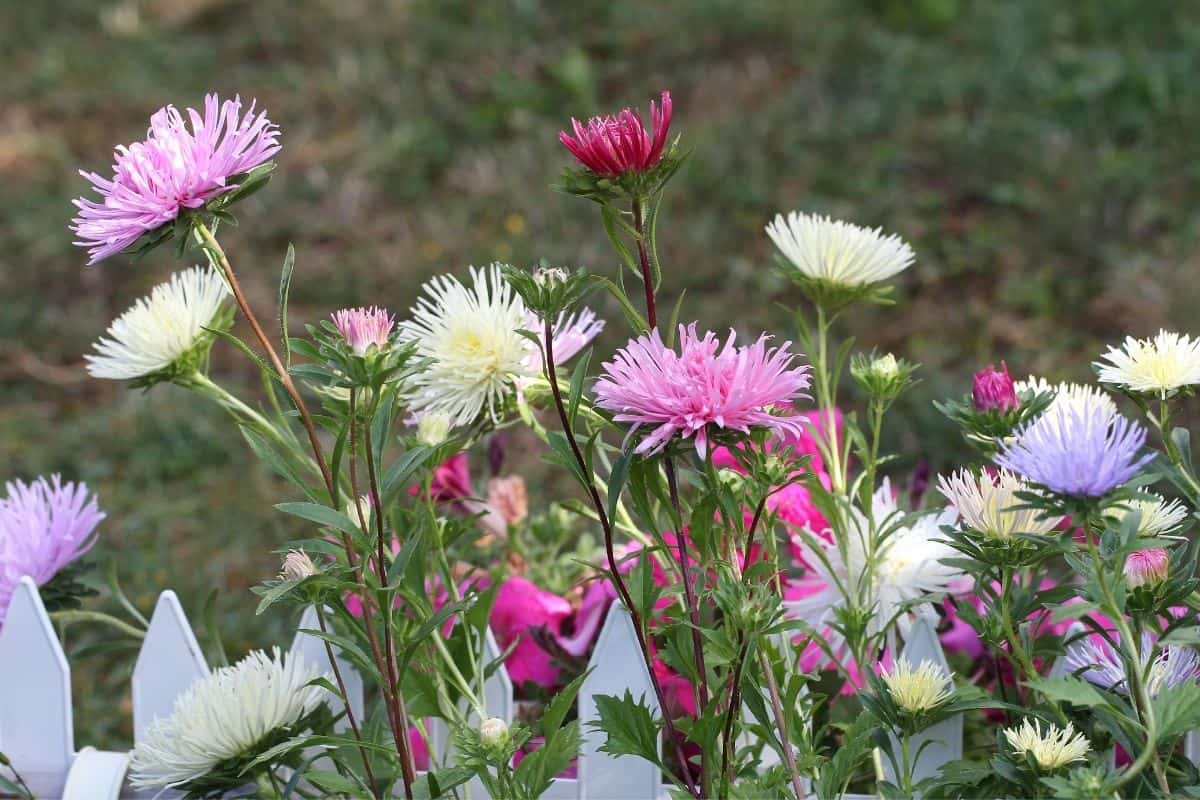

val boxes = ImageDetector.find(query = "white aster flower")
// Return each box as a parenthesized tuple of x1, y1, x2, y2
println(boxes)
(129, 648, 327, 789)
(765, 211, 915, 287)
(1108, 494, 1189, 537)
(1015, 375, 1116, 420)
(1094, 330, 1200, 396)
(936, 467, 1060, 539)
(788, 479, 963, 658)
(399, 264, 535, 426)
(1003, 719, 1091, 771)
(86, 265, 230, 380)
(880, 658, 954, 713)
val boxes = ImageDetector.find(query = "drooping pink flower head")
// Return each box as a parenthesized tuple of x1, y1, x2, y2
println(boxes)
(972, 361, 1019, 412)
(332, 306, 395, 356)
(0, 476, 105, 621)
(71, 93, 281, 264)
(558, 91, 673, 177)
(594, 323, 811, 458)
(1125, 548, 1169, 589)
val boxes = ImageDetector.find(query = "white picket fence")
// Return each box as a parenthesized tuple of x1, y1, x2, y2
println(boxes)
(9, 574, 1180, 799)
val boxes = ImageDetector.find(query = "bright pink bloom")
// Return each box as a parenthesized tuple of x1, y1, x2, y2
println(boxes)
(594, 324, 811, 458)
(1125, 548, 1169, 589)
(558, 91, 673, 177)
(491, 577, 573, 687)
(0, 476, 105, 621)
(971, 361, 1019, 412)
(71, 94, 281, 264)
(332, 306, 395, 356)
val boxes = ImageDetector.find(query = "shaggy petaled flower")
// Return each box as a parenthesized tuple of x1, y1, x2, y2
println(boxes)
(558, 91, 672, 176)
(399, 265, 534, 425)
(593, 323, 811, 458)
(278, 549, 316, 581)
(765, 212, 915, 287)
(71, 94, 280, 264)
(936, 468, 1060, 539)
(332, 306, 395, 356)
(972, 362, 1019, 412)
(1064, 633, 1198, 697)
(86, 266, 230, 381)
(1094, 330, 1200, 396)
(789, 479, 963, 658)
(129, 648, 326, 788)
(1014, 376, 1116, 420)
(880, 658, 954, 713)
(0, 476, 104, 620)
(1004, 719, 1090, 770)
(400, 265, 600, 426)
(996, 403, 1152, 497)
(1109, 494, 1189, 537)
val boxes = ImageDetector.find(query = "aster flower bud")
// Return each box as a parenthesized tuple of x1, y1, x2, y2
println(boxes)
(851, 352, 917, 401)
(279, 549, 317, 581)
(972, 362, 1019, 412)
(479, 717, 508, 747)
(331, 306, 395, 357)
(416, 413, 454, 447)
(1124, 548, 1169, 590)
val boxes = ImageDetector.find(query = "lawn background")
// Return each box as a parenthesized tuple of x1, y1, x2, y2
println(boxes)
(3, 0, 1200, 747)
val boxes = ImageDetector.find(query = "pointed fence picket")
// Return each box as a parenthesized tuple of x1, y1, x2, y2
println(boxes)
(5, 577, 1193, 800)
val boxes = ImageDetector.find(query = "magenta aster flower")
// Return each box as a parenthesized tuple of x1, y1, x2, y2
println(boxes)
(0, 475, 105, 620)
(71, 93, 281, 264)
(558, 91, 672, 177)
(972, 361, 1019, 412)
(332, 306, 395, 356)
(594, 323, 811, 458)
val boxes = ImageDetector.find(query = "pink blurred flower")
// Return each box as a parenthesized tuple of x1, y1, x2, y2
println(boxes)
(0, 476, 105, 621)
(332, 306, 395, 356)
(487, 476, 528, 527)
(594, 324, 811, 458)
(558, 91, 673, 177)
(528, 308, 605, 370)
(972, 362, 1019, 412)
(71, 94, 280, 264)
(491, 577, 573, 687)
(1125, 548, 1169, 589)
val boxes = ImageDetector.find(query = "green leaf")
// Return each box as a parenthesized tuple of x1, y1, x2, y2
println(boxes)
(278, 243, 295, 368)
(1154, 682, 1200, 740)
(305, 769, 362, 794)
(275, 502, 360, 535)
(590, 691, 664, 767)
(567, 348, 592, 426)
(606, 449, 633, 526)
(541, 672, 587, 741)
(206, 325, 275, 377)
(381, 446, 433, 501)
(592, 275, 648, 332)
(371, 392, 396, 469)
(241, 426, 312, 496)
(1025, 676, 1111, 709)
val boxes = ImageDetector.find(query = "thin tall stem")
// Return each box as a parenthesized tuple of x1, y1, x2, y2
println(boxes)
(758, 649, 806, 800)
(543, 318, 700, 799)
(315, 605, 380, 799)
(665, 458, 710, 718)
(632, 197, 657, 330)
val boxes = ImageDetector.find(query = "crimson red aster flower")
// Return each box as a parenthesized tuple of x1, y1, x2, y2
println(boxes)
(558, 91, 672, 177)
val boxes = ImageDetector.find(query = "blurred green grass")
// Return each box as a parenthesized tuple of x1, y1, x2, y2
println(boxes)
(3, 0, 1200, 748)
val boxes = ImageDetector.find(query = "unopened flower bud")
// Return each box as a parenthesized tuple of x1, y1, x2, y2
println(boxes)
(533, 267, 569, 288)
(331, 306, 395, 356)
(487, 476, 528, 526)
(279, 549, 317, 581)
(972, 362, 1019, 412)
(417, 413, 453, 447)
(346, 494, 372, 531)
(1124, 548, 1169, 589)
(480, 717, 508, 747)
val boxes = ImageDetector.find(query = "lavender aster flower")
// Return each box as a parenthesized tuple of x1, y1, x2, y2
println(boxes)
(1064, 633, 1199, 697)
(0, 476, 105, 620)
(996, 402, 1152, 497)
(71, 94, 280, 265)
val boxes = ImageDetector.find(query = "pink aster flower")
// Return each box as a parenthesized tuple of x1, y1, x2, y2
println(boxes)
(972, 361, 1019, 412)
(71, 93, 281, 264)
(332, 306, 395, 356)
(0, 476, 105, 621)
(490, 576, 573, 688)
(558, 91, 673, 177)
(594, 323, 811, 458)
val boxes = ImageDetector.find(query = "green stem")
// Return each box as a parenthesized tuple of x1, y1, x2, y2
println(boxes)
(1156, 400, 1200, 501)
(49, 609, 145, 639)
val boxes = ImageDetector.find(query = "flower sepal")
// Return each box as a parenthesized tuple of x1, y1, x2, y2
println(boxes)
(502, 264, 595, 321)
(556, 142, 686, 205)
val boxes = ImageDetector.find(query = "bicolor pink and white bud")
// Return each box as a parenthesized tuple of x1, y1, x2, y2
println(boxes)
(487, 476, 528, 527)
(1124, 548, 1169, 589)
(332, 306, 395, 356)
